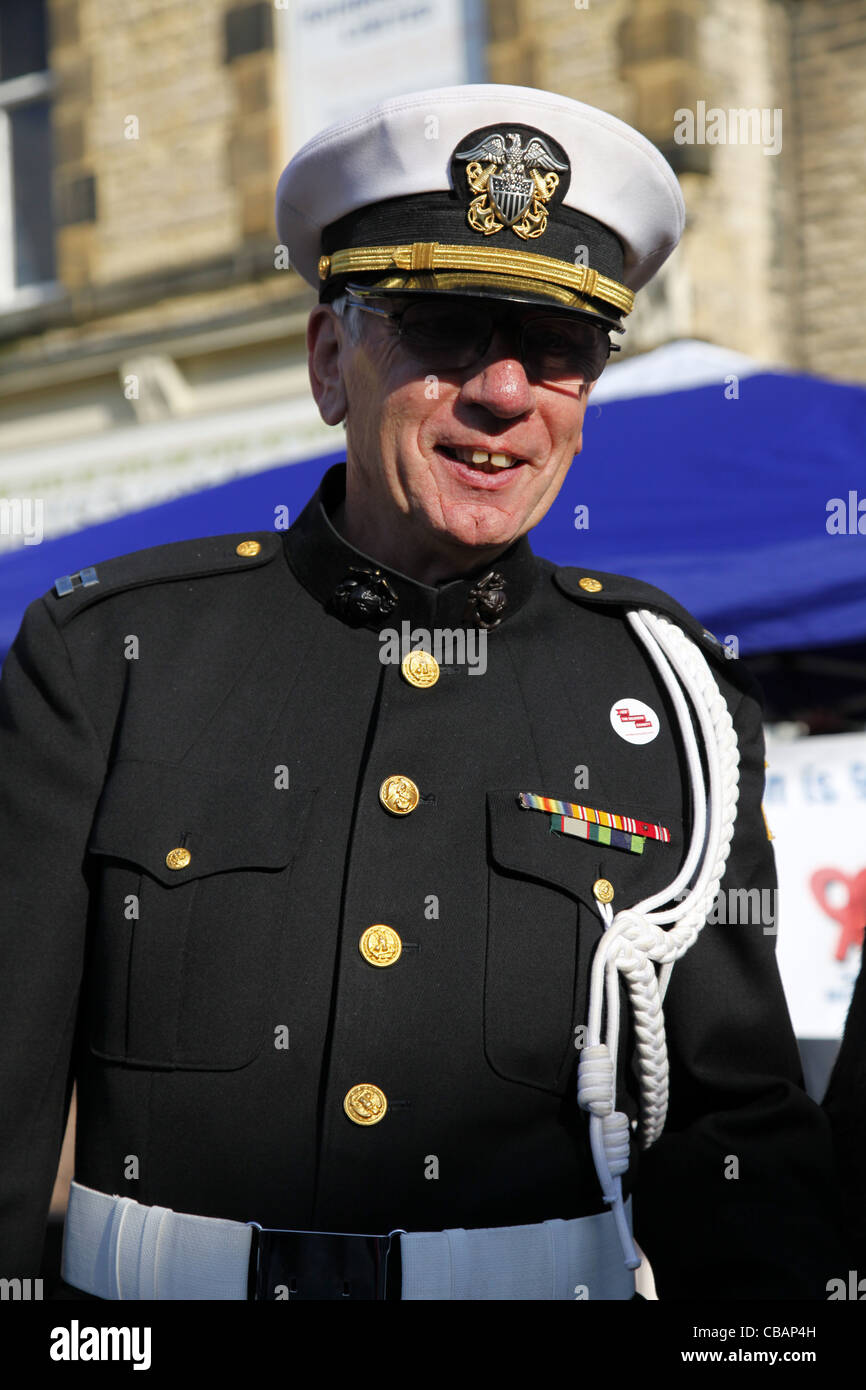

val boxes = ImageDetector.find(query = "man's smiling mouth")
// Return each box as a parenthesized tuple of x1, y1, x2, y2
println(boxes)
(437, 445, 527, 474)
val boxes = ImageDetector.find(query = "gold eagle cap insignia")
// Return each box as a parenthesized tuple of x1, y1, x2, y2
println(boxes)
(454, 130, 568, 240)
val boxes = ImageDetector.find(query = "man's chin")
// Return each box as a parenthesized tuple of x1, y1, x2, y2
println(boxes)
(426, 508, 522, 557)
(422, 455, 563, 551)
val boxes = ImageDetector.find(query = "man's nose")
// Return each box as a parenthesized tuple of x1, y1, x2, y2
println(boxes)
(458, 329, 535, 417)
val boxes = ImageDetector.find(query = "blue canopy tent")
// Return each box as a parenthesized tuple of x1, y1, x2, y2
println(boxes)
(2, 343, 865, 665)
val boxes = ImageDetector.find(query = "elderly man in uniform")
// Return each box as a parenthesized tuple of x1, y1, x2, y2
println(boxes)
(0, 84, 841, 1301)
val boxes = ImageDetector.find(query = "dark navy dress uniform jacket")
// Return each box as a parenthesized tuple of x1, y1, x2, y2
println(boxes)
(0, 463, 842, 1297)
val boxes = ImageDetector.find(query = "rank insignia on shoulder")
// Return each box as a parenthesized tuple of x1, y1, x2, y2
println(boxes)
(54, 567, 99, 597)
(518, 792, 671, 852)
(761, 803, 774, 841)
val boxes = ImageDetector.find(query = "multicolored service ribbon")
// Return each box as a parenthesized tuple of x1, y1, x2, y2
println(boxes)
(551, 813, 645, 855)
(517, 791, 671, 844)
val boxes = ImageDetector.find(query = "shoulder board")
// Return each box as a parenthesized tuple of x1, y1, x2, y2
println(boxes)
(553, 565, 761, 699)
(47, 531, 282, 629)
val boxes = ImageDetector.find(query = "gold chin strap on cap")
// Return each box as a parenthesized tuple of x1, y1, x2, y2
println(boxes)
(318, 241, 635, 317)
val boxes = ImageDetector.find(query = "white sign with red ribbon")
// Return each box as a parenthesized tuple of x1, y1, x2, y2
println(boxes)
(763, 729, 866, 1039)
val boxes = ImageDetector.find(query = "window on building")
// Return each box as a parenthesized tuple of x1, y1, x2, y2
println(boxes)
(0, 0, 57, 309)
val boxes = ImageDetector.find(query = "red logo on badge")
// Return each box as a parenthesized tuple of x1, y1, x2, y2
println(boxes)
(614, 707, 653, 732)
(609, 698, 660, 745)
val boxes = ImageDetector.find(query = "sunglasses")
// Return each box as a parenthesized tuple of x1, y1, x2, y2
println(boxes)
(343, 290, 617, 383)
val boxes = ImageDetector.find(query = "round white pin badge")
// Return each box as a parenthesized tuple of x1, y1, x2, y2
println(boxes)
(609, 698, 660, 745)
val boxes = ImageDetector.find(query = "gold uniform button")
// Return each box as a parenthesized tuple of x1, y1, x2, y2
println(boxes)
(578, 576, 603, 593)
(379, 774, 420, 815)
(344, 1083, 387, 1126)
(401, 649, 440, 688)
(593, 877, 615, 903)
(166, 847, 191, 870)
(236, 540, 261, 557)
(360, 924, 403, 967)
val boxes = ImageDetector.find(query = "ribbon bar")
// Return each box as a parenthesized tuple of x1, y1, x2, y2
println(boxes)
(552, 814, 645, 855)
(518, 791, 671, 844)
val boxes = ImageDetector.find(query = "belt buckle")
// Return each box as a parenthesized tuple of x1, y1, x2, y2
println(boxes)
(247, 1225, 403, 1300)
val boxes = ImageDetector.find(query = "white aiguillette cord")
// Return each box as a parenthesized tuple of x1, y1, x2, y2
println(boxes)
(576, 609, 741, 1269)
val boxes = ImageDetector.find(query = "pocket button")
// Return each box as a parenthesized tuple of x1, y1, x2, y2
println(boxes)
(359, 925, 402, 967)
(592, 877, 615, 903)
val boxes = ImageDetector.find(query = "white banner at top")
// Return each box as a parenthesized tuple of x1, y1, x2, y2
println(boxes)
(764, 729, 866, 1039)
(282, 0, 483, 151)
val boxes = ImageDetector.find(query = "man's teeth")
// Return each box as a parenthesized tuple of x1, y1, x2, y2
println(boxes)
(452, 447, 517, 468)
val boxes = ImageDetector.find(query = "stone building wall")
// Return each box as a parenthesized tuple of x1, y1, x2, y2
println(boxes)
(48, 0, 283, 288)
(2, 0, 864, 440)
(787, 0, 866, 381)
(491, 0, 866, 379)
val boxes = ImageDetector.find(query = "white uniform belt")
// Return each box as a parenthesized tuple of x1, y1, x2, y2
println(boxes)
(62, 1179, 635, 1301)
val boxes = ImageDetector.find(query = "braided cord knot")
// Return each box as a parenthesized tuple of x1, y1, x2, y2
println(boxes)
(576, 1044, 614, 1115)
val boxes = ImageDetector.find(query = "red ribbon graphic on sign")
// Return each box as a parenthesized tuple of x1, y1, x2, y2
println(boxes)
(809, 867, 866, 962)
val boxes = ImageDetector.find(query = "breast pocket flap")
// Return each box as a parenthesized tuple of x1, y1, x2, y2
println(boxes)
(87, 760, 315, 885)
(487, 788, 683, 914)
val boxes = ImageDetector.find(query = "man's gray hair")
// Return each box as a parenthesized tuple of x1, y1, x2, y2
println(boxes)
(330, 292, 365, 345)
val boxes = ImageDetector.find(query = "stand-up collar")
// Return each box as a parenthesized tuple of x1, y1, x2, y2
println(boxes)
(284, 463, 541, 632)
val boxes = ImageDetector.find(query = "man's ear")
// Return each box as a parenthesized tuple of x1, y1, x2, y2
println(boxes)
(307, 305, 349, 426)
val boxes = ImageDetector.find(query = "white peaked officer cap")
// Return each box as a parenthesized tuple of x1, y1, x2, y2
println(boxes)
(275, 83, 685, 334)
